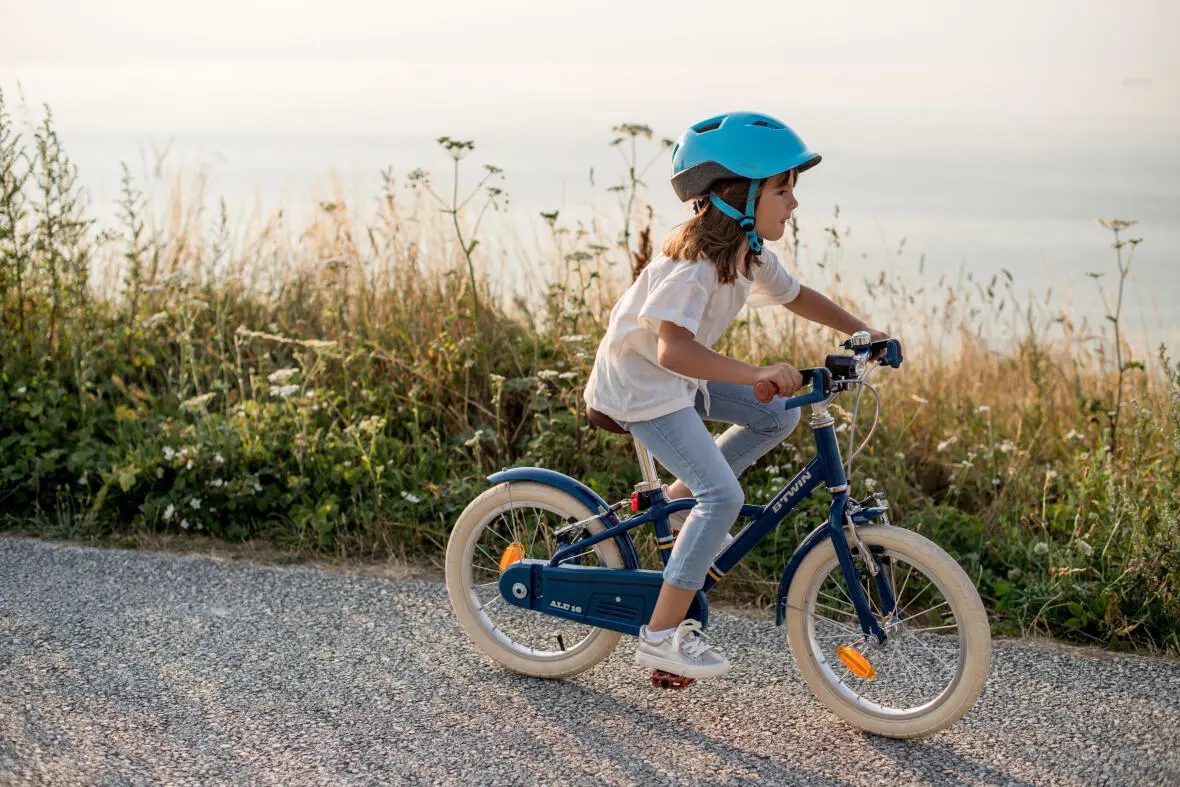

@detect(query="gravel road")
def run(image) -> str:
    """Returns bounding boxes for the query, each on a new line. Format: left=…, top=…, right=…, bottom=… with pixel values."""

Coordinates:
left=2, top=536, right=1177, bottom=786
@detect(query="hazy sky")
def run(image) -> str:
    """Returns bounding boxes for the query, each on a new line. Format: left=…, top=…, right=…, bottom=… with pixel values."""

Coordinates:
left=3, top=1, right=1177, bottom=120
left=4, top=1, right=1178, bottom=70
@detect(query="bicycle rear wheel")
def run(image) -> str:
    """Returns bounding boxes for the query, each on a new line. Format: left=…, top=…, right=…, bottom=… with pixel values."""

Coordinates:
left=785, top=524, right=991, bottom=738
left=445, top=481, right=624, bottom=679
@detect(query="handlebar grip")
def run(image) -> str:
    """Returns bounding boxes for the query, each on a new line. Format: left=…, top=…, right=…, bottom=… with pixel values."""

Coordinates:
left=753, top=379, right=775, bottom=403
left=874, top=338, right=904, bottom=368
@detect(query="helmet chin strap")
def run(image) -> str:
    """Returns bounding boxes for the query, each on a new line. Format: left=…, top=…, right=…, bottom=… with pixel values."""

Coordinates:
left=708, top=179, right=763, bottom=255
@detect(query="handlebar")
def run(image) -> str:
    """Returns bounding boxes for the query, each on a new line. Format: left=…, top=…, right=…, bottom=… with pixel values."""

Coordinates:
left=842, top=337, right=904, bottom=369
left=752, top=338, right=905, bottom=410
left=754, top=367, right=832, bottom=410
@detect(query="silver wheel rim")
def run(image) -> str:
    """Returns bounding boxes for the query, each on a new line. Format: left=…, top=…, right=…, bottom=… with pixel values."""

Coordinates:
left=459, top=497, right=613, bottom=662
left=802, top=546, right=967, bottom=719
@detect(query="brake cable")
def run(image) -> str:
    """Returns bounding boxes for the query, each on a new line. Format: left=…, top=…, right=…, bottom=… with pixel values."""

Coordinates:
left=844, top=360, right=883, bottom=478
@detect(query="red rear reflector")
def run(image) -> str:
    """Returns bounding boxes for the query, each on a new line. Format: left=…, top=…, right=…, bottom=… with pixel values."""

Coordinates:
left=630, top=492, right=640, bottom=512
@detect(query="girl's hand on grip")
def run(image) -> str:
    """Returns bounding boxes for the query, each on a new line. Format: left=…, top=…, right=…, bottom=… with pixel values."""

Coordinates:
left=753, top=364, right=803, bottom=402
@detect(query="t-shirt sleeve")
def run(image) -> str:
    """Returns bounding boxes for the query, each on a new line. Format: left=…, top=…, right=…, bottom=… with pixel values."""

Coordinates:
left=636, top=267, right=711, bottom=337
left=746, top=249, right=802, bottom=308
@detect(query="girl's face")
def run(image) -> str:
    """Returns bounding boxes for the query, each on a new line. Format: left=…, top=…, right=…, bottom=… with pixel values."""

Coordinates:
left=753, top=170, right=798, bottom=243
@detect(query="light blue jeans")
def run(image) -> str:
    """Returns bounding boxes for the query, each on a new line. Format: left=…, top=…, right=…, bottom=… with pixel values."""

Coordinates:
left=618, top=381, right=802, bottom=590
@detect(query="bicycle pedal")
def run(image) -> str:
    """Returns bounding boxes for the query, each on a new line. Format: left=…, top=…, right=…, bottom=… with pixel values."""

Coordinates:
left=650, top=669, right=694, bottom=690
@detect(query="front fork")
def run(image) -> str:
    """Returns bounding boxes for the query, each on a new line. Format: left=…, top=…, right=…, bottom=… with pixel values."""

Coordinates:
left=813, top=407, right=897, bottom=644
left=827, top=497, right=896, bottom=644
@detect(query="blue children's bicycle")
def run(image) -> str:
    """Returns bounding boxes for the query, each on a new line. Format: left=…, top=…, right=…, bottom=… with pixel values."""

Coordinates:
left=445, top=334, right=991, bottom=739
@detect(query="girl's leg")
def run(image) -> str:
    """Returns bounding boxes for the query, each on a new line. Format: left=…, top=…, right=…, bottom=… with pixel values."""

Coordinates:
left=665, top=380, right=802, bottom=508
left=621, top=407, right=743, bottom=629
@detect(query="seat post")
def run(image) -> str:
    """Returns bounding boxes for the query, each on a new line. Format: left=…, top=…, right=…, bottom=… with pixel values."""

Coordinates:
left=633, top=437, right=662, bottom=491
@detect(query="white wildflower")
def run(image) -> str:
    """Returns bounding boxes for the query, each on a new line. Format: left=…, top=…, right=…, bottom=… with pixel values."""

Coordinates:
left=163, top=504, right=175, bottom=522
left=991, top=477, right=1001, bottom=486
left=1064, top=429, right=1081, bottom=441
left=210, top=478, right=224, bottom=488
left=156, top=467, right=164, bottom=479
left=354, top=416, right=386, bottom=437
left=185, top=459, right=194, bottom=470
left=1033, top=542, right=1049, bottom=555
left=574, top=350, right=588, bottom=359
left=253, top=482, right=262, bottom=493
left=163, top=446, right=177, bottom=461
left=142, top=311, right=170, bottom=330
left=1076, top=540, right=1093, bottom=557
left=558, top=371, right=578, bottom=381
left=959, top=461, right=974, bottom=469
left=937, top=436, right=958, bottom=452
left=976, top=405, right=990, bottom=413
left=560, top=334, right=587, bottom=343
left=180, top=518, right=190, bottom=530
left=189, top=497, right=202, bottom=510
left=1097, top=218, right=1137, bottom=231
left=16, top=386, right=27, bottom=394
left=214, top=453, right=225, bottom=465
left=400, top=490, right=421, bottom=504
left=770, top=477, right=786, bottom=486
left=489, top=373, right=506, bottom=384
left=863, top=478, right=877, bottom=490
left=267, top=367, right=299, bottom=384
left=270, top=384, right=299, bottom=399
left=464, top=429, right=491, bottom=448
left=911, top=395, right=929, bottom=405
left=180, top=392, right=217, bottom=412
left=537, top=370, right=561, bottom=380
left=78, top=471, right=89, bottom=486
left=766, top=466, right=781, bottom=475
left=998, top=440, right=1016, bottom=454
left=1045, top=470, right=1058, bottom=481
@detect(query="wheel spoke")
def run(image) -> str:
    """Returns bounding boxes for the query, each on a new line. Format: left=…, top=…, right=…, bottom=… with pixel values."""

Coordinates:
left=900, top=598, right=950, bottom=626
left=812, top=614, right=863, bottom=636
left=906, top=623, right=959, bottom=635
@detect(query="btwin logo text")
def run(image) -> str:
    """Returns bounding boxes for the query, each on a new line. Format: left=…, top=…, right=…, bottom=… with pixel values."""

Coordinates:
left=772, top=470, right=812, bottom=513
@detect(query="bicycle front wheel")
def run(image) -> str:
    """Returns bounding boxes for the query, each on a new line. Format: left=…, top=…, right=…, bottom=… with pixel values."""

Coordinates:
left=785, top=524, right=991, bottom=738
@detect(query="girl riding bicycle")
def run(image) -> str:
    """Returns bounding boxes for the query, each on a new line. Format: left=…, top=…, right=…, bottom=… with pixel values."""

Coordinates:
left=583, top=111, right=890, bottom=681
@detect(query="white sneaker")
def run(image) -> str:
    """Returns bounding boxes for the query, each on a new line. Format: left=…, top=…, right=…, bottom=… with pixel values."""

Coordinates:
left=635, top=619, right=732, bottom=679
left=668, top=509, right=734, bottom=551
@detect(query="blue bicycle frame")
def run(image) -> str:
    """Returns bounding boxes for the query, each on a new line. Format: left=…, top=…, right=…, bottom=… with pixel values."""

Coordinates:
left=500, top=341, right=905, bottom=645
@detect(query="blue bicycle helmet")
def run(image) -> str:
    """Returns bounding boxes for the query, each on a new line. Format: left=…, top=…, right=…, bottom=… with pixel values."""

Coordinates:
left=670, top=111, right=821, bottom=254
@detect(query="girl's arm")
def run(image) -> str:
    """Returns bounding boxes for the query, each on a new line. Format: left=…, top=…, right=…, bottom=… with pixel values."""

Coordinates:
left=657, top=322, right=803, bottom=394
left=785, top=285, right=884, bottom=339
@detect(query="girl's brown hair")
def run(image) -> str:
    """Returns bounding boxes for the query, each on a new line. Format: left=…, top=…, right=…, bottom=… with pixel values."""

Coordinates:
left=662, top=170, right=793, bottom=284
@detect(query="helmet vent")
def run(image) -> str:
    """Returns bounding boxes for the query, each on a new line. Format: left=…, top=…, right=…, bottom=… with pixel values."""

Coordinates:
left=693, top=120, right=723, bottom=133
left=749, top=119, right=783, bottom=129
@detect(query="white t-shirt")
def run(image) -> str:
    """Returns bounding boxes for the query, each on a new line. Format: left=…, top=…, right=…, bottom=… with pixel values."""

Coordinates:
left=583, top=249, right=802, bottom=423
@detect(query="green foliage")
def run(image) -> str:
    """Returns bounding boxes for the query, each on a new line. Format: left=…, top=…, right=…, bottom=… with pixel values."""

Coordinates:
left=1, top=90, right=1177, bottom=655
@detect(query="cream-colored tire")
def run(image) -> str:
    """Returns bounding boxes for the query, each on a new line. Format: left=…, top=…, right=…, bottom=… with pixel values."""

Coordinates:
left=445, top=481, right=624, bottom=679
left=785, top=525, right=991, bottom=738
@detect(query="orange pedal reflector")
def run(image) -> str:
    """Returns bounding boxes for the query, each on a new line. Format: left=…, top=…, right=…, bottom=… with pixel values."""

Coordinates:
left=499, top=541, right=525, bottom=573
left=836, top=645, right=876, bottom=680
